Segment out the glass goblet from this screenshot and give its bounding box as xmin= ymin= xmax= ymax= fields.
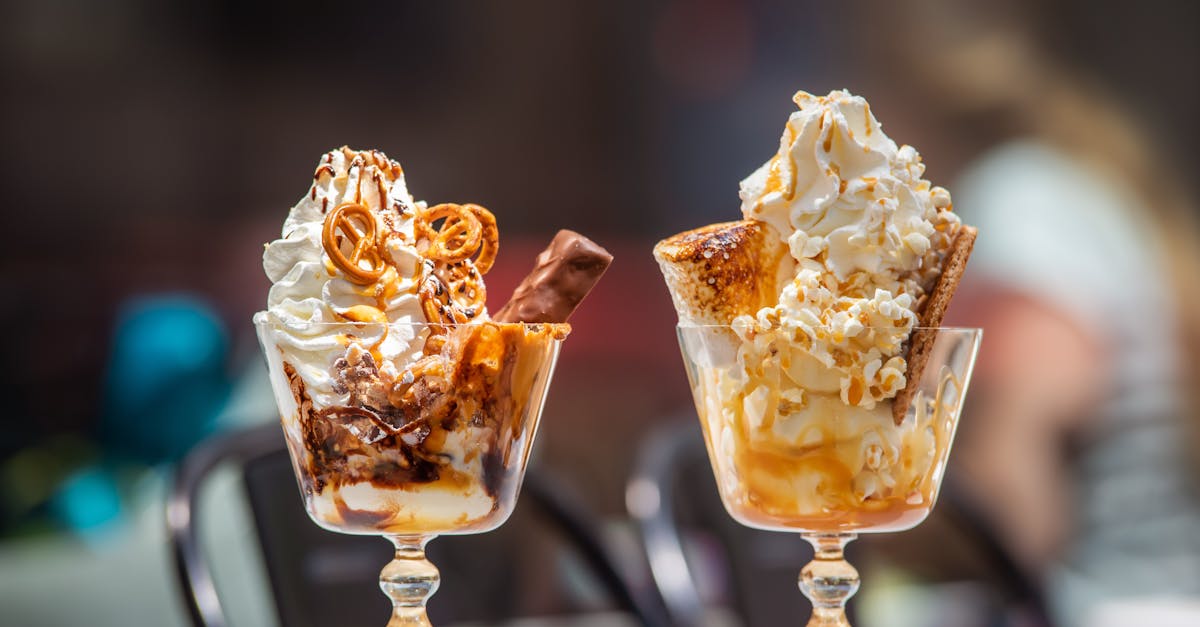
xmin=255 ymin=313 xmax=568 ymax=626
xmin=676 ymin=324 xmax=981 ymax=626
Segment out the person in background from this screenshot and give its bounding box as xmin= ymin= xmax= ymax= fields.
xmin=859 ymin=0 xmax=1200 ymax=624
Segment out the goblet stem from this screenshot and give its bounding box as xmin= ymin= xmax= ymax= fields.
xmin=381 ymin=534 xmax=440 ymax=627
xmin=799 ymin=533 xmax=860 ymax=627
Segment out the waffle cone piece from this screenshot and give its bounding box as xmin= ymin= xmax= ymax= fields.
xmin=653 ymin=220 xmax=792 ymax=325
xmin=892 ymin=225 xmax=977 ymax=424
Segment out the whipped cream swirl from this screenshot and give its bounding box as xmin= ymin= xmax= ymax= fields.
xmin=261 ymin=147 xmax=429 ymax=407
xmin=737 ymin=90 xmax=960 ymax=407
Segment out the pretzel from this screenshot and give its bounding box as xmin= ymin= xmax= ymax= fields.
xmin=467 ymin=204 xmax=498 ymax=275
xmin=419 ymin=275 xmax=470 ymax=324
xmin=418 ymin=275 xmax=464 ymax=355
xmin=437 ymin=262 xmax=487 ymax=316
xmin=417 ymin=203 xmax=483 ymax=263
xmin=418 ymin=258 xmax=487 ymax=332
xmin=322 ymin=202 xmax=385 ymax=284
xmin=420 ymin=278 xmax=447 ymax=325
xmin=415 ymin=203 xmax=499 ymax=274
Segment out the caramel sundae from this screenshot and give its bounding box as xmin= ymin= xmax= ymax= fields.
xmin=257 ymin=147 xmax=610 ymax=534
xmin=657 ymin=90 xmax=976 ymax=532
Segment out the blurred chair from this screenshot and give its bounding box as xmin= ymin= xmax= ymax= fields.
xmin=168 ymin=423 xmax=666 ymax=627
xmin=626 ymin=419 xmax=812 ymax=627
xmin=626 ymin=418 xmax=1054 ymax=627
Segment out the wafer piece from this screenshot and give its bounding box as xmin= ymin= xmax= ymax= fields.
xmin=892 ymin=225 xmax=977 ymax=425
xmin=654 ymin=220 xmax=792 ymax=325
xmin=493 ymin=230 xmax=612 ymax=324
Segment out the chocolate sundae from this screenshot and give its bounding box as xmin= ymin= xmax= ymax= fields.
xmin=257 ymin=147 xmax=610 ymax=534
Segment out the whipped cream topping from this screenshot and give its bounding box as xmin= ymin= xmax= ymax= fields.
xmin=262 ymin=147 xmax=430 ymax=407
xmin=736 ymin=90 xmax=960 ymax=407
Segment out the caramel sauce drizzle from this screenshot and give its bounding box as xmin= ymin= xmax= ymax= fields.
xmin=714 ymin=360 xmax=964 ymax=532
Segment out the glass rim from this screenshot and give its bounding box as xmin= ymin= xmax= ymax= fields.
xmin=676 ymin=322 xmax=982 ymax=333
xmin=253 ymin=311 xmax=571 ymax=332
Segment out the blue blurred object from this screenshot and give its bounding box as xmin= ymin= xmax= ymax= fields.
xmin=101 ymin=295 xmax=232 ymax=464
xmin=48 ymin=466 xmax=124 ymax=534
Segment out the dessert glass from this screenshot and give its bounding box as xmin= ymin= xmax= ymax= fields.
xmin=677 ymin=324 xmax=981 ymax=626
xmin=256 ymin=314 xmax=567 ymax=626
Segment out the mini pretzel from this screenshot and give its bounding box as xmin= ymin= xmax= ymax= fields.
xmin=467 ymin=204 xmax=498 ymax=275
xmin=417 ymin=280 xmax=452 ymax=361
xmin=322 ymin=202 xmax=385 ymax=284
xmin=419 ymin=275 xmax=470 ymax=326
xmin=420 ymin=280 xmax=445 ymax=325
xmin=418 ymin=203 xmax=483 ymax=263
xmin=419 ymin=258 xmax=488 ymax=323
xmin=416 ymin=203 xmax=499 ymax=274
xmin=437 ymin=262 xmax=487 ymax=316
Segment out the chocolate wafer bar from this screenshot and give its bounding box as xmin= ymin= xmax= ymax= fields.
xmin=493 ymin=230 xmax=613 ymax=324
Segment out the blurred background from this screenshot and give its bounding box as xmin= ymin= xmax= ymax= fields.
xmin=1 ymin=0 xmax=1197 ymax=626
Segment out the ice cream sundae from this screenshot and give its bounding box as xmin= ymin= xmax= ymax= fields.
xmin=257 ymin=147 xmax=611 ymax=534
xmin=657 ymin=90 xmax=977 ymax=532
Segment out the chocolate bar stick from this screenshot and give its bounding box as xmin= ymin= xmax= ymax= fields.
xmin=493 ymin=230 xmax=613 ymax=323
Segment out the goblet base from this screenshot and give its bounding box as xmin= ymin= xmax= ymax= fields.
xmin=799 ymin=533 xmax=859 ymax=627
xmin=381 ymin=535 xmax=439 ymax=627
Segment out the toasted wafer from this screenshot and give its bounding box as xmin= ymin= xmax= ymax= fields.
xmin=654 ymin=220 xmax=792 ymax=325
xmin=892 ymin=225 xmax=977 ymax=425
